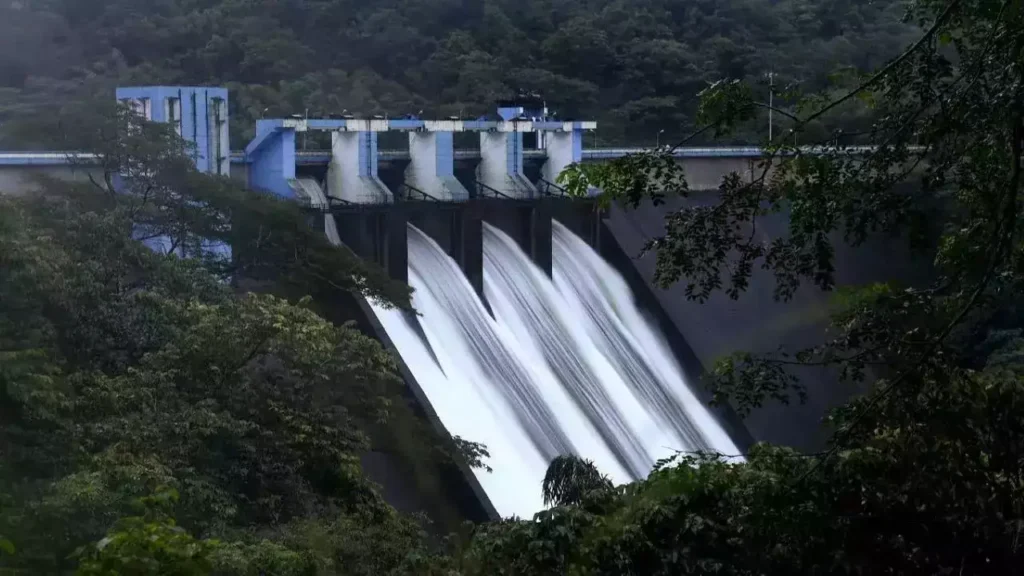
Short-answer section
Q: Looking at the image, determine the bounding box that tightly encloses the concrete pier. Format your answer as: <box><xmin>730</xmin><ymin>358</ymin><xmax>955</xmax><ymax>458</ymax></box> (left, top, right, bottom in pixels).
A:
<box><xmin>477</xmin><ymin>127</ymin><xmax>537</xmax><ymax>199</ymax></box>
<box><xmin>541</xmin><ymin>127</ymin><xmax>585</xmax><ymax>185</ymax></box>
<box><xmin>328</xmin><ymin>121</ymin><xmax>393</xmax><ymax>204</ymax></box>
<box><xmin>406</xmin><ymin>125</ymin><xmax>469</xmax><ymax>201</ymax></box>
<box><xmin>331</xmin><ymin>204</ymin><xmax>408</xmax><ymax>283</ymax></box>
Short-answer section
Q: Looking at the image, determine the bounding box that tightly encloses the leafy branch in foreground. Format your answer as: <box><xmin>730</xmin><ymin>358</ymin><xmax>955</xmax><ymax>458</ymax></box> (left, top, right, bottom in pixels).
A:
<box><xmin>452</xmin><ymin>437</ymin><xmax>493</xmax><ymax>474</ymax></box>
<box><xmin>559</xmin><ymin>0</ymin><xmax>1024</xmax><ymax>422</ymax></box>
<box><xmin>74</xmin><ymin>489</ymin><xmax>221</xmax><ymax>576</ymax></box>
<box><xmin>7</xmin><ymin>98</ymin><xmax>412</xmax><ymax>309</ymax></box>
<box><xmin>541</xmin><ymin>455</ymin><xmax>613</xmax><ymax>507</ymax></box>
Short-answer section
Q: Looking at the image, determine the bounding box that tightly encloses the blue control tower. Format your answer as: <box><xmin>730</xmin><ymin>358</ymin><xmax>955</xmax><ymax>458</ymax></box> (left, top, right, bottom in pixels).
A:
<box><xmin>115</xmin><ymin>86</ymin><xmax>230</xmax><ymax>176</ymax></box>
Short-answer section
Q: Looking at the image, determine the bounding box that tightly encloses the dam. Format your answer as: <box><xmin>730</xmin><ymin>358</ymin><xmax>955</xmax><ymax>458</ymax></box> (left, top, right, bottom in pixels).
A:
<box><xmin>0</xmin><ymin>85</ymin><xmax>908</xmax><ymax>521</ymax></box>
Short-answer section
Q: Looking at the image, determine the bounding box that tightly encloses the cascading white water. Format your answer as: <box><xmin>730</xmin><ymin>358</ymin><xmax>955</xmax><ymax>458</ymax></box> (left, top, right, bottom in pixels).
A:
<box><xmin>366</xmin><ymin>219</ymin><xmax>741</xmax><ymax>519</ymax></box>
<box><xmin>551</xmin><ymin>220</ymin><xmax>740</xmax><ymax>456</ymax></box>
<box><xmin>371</xmin><ymin>224</ymin><xmax>634</xmax><ymax>517</ymax></box>
<box><xmin>483</xmin><ymin>223</ymin><xmax>680</xmax><ymax>480</ymax></box>
<box><xmin>404</xmin><ymin>224</ymin><xmax>577</xmax><ymax>461</ymax></box>
<box><xmin>371</xmin><ymin>279</ymin><xmax>551</xmax><ymax>518</ymax></box>
<box><xmin>313</xmin><ymin>198</ymin><xmax>560</xmax><ymax>516</ymax></box>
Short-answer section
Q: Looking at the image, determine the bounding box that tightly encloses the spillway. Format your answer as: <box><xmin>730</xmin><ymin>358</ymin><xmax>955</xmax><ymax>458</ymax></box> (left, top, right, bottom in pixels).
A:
<box><xmin>552</xmin><ymin>221</ymin><xmax>737</xmax><ymax>454</ymax></box>
<box><xmin>368</xmin><ymin>220</ymin><xmax>740</xmax><ymax>519</ymax></box>
<box><xmin>483</xmin><ymin>223</ymin><xmax>666</xmax><ymax>480</ymax></box>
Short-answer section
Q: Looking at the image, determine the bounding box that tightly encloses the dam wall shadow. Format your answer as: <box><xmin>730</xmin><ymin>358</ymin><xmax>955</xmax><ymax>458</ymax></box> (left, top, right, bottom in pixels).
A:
<box><xmin>601</xmin><ymin>194</ymin><xmax>933</xmax><ymax>452</ymax></box>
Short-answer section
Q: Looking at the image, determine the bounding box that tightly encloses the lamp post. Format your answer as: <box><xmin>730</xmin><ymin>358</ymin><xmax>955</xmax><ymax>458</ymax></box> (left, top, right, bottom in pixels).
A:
<box><xmin>765</xmin><ymin>70</ymin><xmax>775</xmax><ymax>141</ymax></box>
<box><xmin>656</xmin><ymin>129</ymin><xmax>665</xmax><ymax>148</ymax></box>
<box><xmin>303</xmin><ymin>108</ymin><xmax>308</xmax><ymax>150</ymax></box>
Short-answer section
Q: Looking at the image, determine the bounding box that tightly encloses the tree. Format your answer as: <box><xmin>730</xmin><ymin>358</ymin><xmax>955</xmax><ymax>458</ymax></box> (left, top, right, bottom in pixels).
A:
<box><xmin>0</xmin><ymin>104</ymin><xmax>472</xmax><ymax>574</ymax></box>
<box><xmin>75</xmin><ymin>489</ymin><xmax>222</xmax><ymax>576</ymax></box>
<box><xmin>456</xmin><ymin>0</ymin><xmax>1024</xmax><ymax>573</ymax></box>
<box><xmin>0</xmin><ymin>193</ymin><xmax>421</xmax><ymax>570</ymax></box>
<box><xmin>540</xmin><ymin>456</ymin><xmax>613</xmax><ymax>507</ymax></box>
<box><xmin>3</xmin><ymin>0</ymin><xmax>918</xmax><ymax>144</ymax></box>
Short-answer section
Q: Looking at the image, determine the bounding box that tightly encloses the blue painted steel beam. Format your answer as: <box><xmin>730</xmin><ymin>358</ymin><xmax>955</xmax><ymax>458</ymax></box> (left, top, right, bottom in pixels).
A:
<box><xmin>254</xmin><ymin>118</ymin><xmax>596</xmax><ymax>133</ymax></box>
<box><xmin>0</xmin><ymin>148</ymin><xmax>765</xmax><ymax>166</ymax></box>
<box><xmin>2</xmin><ymin>146</ymin><xmax>894</xmax><ymax>168</ymax></box>
<box><xmin>0</xmin><ymin>152</ymin><xmax>100</xmax><ymax>166</ymax></box>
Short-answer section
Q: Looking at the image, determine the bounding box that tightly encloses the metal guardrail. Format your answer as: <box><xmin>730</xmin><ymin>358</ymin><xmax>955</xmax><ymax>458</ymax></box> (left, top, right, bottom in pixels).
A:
<box><xmin>537</xmin><ymin>178</ymin><xmax>569</xmax><ymax>197</ymax></box>
<box><xmin>400</xmin><ymin>182</ymin><xmax>441</xmax><ymax>202</ymax></box>
<box><xmin>0</xmin><ymin>152</ymin><xmax>101</xmax><ymax>166</ymax></box>
<box><xmin>281</xmin><ymin>146</ymin><xmax>895</xmax><ymax>164</ymax></box>
<box><xmin>475</xmin><ymin>180</ymin><xmax>514</xmax><ymax>200</ymax></box>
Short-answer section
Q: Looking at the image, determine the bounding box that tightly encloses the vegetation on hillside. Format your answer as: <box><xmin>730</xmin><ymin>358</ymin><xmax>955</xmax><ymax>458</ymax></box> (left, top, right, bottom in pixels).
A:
<box><xmin>2</xmin><ymin>0</ymin><xmax>1024</xmax><ymax>574</ymax></box>
<box><xmin>0</xmin><ymin>105</ymin><xmax>484</xmax><ymax>574</ymax></box>
<box><xmin>539</xmin><ymin>0</ymin><xmax>1024</xmax><ymax>572</ymax></box>
<box><xmin>0</xmin><ymin>0</ymin><xmax>918</xmax><ymax>146</ymax></box>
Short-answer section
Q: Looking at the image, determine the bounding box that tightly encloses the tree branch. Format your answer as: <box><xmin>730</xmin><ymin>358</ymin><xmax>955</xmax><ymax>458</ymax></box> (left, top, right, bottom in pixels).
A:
<box><xmin>799</xmin><ymin>0</ymin><xmax>964</xmax><ymax>127</ymax></box>
<box><xmin>797</xmin><ymin>112</ymin><xmax>1023</xmax><ymax>483</ymax></box>
<box><xmin>751</xmin><ymin>101</ymin><xmax>801</xmax><ymax>123</ymax></box>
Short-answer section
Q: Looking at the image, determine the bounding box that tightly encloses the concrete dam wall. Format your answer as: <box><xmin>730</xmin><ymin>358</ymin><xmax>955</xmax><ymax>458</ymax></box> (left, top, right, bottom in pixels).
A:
<box><xmin>602</xmin><ymin>195</ymin><xmax>930</xmax><ymax>452</ymax></box>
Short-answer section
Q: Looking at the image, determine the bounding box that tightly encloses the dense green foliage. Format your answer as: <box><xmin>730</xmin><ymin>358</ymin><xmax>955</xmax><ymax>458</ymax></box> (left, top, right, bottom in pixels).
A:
<box><xmin>4</xmin><ymin>0</ymin><xmax>1024</xmax><ymax>574</ymax></box>
<box><xmin>0</xmin><ymin>102</ymin><xmax>483</xmax><ymax>574</ymax></box>
<box><xmin>0</xmin><ymin>191</ymin><xmax>450</xmax><ymax>574</ymax></box>
<box><xmin>533</xmin><ymin>0</ymin><xmax>1024</xmax><ymax>573</ymax></box>
<box><xmin>74</xmin><ymin>490</ymin><xmax>222</xmax><ymax>576</ymax></box>
<box><xmin>0</xmin><ymin>0</ymin><xmax>917</xmax><ymax>146</ymax></box>
<box><xmin>540</xmin><ymin>456</ymin><xmax>613</xmax><ymax>508</ymax></box>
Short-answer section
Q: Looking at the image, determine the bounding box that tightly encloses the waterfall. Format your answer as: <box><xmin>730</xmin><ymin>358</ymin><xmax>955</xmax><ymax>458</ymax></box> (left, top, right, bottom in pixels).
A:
<box><xmin>405</xmin><ymin>224</ymin><xmax>578</xmax><ymax>461</ymax></box>
<box><xmin>364</xmin><ymin>219</ymin><xmax>740</xmax><ymax>519</ymax></box>
<box><xmin>370</xmin><ymin>287</ymin><xmax>550</xmax><ymax>518</ymax></box>
<box><xmin>552</xmin><ymin>220</ymin><xmax>739</xmax><ymax>455</ymax></box>
<box><xmin>483</xmin><ymin>222</ymin><xmax>673</xmax><ymax>480</ymax></box>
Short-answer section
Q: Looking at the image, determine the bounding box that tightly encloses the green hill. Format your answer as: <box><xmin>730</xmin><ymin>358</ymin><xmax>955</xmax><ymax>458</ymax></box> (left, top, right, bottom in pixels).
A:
<box><xmin>2</xmin><ymin>0</ymin><xmax>916</xmax><ymax>147</ymax></box>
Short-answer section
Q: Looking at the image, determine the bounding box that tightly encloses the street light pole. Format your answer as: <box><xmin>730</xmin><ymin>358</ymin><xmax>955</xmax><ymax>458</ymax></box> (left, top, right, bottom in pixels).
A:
<box><xmin>766</xmin><ymin>70</ymin><xmax>775</xmax><ymax>141</ymax></box>
<box><xmin>303</xmin><ymin>108</ymin><xmax>308</xmax><ymax>150</ymax></box>
<box><xmin>656</xmin><ymin>129</ymin><xmax>665</xmax><ymax>148</ymax></box>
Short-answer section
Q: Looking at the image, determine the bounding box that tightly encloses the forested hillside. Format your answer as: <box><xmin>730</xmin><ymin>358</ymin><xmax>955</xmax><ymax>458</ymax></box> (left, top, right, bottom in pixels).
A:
<box><xmin>3</xmin><ymin>0</ymin><xmax>1024</xmax><ymax>574</ymax></box>
<box><xmin>1</xmin><ymin>0</ymin><xmax>917</xmax><ymax>147</ymax></box>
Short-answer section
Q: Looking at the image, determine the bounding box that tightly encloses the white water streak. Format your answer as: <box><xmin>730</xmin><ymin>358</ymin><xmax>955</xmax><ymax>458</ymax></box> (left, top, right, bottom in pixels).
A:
<box><xmin>552</xmin><ymin>220</ymin><xmax>740</xmax><ymax>457</ymax></box>
<box><xmin>370</xmin><ymin>284</ymin><xmax>548</xmax><ymax>518</ymax></box>
<box><xmin>483</xmin><ymin>223</ymin><xmax>677</xmax><ymax>480</ymax></box>
<box><xmin>361</xmin><ymin>217</ymin><xmax>742</xmax><ymax>519</ymax></box>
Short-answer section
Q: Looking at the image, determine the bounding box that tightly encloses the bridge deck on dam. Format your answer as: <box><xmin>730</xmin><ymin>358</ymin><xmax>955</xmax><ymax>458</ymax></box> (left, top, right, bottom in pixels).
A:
<box><xmin>0</xmin><ymin>147</ymin><xmax>774</xmax><ymax>196</ymax></box>
<box><xmin>0</xmin><ymin>146</ymin><xmax>768</xmax><ymax>167</ymax></box>
<box><xmin>0</xmin><ymin>145</ymin><xmax>881</xmax><ymax>167</ymax></box>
